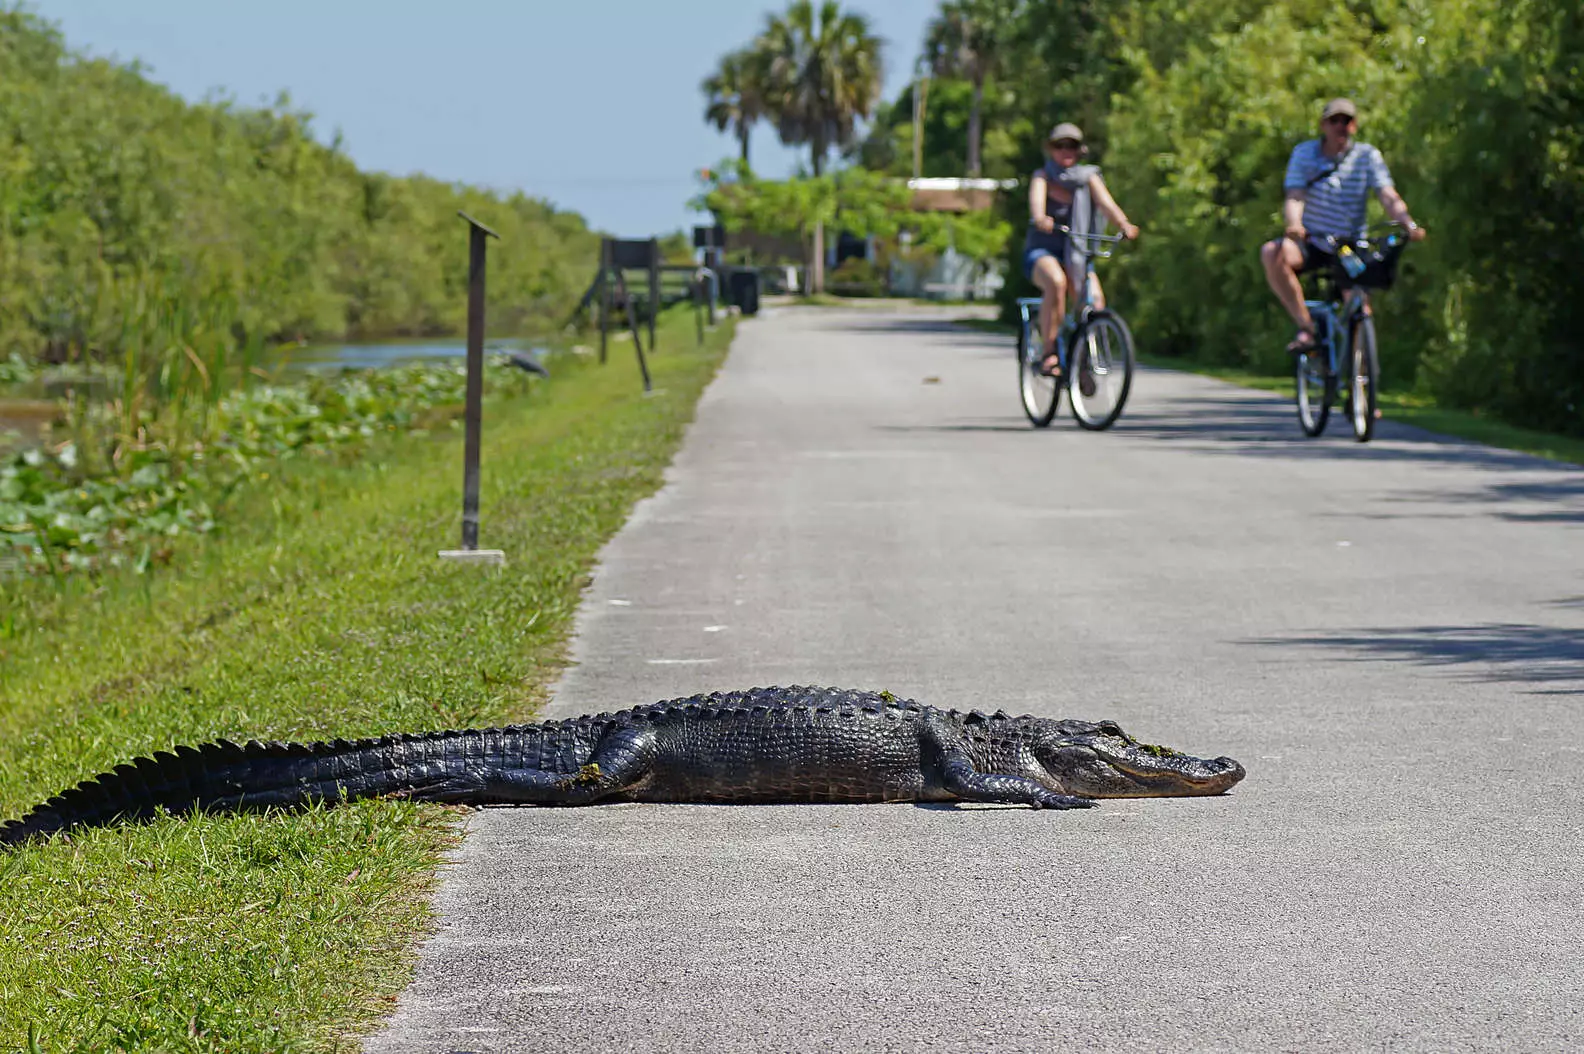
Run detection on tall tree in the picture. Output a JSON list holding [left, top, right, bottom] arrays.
[[921, 0, 1017, 177], [701, 48, 766, 166], [757, 0, 884, 177]]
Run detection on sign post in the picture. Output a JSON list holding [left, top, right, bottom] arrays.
[[439, 212, 506, 567]]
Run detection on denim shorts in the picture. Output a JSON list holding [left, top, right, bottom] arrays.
[[1022, 241, 1068, 281]]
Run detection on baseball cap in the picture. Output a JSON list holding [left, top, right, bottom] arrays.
[[1046, 122, 1084, 144], [1320, 98, 1358, 121]]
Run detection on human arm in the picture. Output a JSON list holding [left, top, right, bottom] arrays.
[[1029, 173, 1055, 233], [1369, 147, 1425, 241], [1089, 176, 1139, 239], [1283, 189, 1307, 242], [1378, 186, 1427, 241]]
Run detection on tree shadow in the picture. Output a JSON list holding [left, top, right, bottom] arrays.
[[1244, 623, 1584, 695]]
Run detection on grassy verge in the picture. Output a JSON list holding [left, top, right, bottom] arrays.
[[0, 312, 735, 1051], [950, 316, 1584, 466]]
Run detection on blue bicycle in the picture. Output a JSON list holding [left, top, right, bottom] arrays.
[[1016, 227, 1135, 430], [1294, 223, 1410, 442]]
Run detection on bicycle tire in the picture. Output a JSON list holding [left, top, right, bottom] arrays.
[[1347, 314, 1379, 442], [1295, 348, 1334, 437], [1068, 310, 1135, 431], [1018, 315, 1061, 428]]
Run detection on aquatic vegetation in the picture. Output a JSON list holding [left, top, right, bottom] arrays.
[[0, 359, 542, 577]]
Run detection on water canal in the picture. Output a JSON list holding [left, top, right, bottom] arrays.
[[0, 337, 556, 451]]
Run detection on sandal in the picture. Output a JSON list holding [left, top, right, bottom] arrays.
[[1039, 353, 1062, 378], [1286, 328, 1317, 354]]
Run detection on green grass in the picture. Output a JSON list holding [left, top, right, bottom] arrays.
[[949, 316, 1584, 466], [0, 312, 735, 1051]]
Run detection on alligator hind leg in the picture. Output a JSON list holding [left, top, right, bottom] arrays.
[[481, 726, 657, 806]]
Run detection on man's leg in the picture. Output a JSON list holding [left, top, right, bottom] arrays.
[[1261, 237, 1315, 346], [1032, 255, 1067, 373]]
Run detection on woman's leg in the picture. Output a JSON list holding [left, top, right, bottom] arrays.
[[1031, 255, 1068, 373]]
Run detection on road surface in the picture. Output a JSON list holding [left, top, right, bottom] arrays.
[[369, 305, 1583, 1053]]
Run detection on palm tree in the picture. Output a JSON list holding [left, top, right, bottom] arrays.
[[921, 0, 1016, 177], [757, 0, 884, 177], [702, 49, 765, 166]]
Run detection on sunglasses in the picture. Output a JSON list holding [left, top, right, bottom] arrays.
[[1049, 139, 1081, 150], [1325, 114, 1355, 126]]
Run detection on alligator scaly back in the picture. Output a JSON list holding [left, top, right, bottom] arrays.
[[1, 686, 1246, 847]]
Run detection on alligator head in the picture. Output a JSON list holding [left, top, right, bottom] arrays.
[[1030, 719, 1245, 798]]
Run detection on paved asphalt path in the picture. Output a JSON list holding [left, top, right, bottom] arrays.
[[369, 305, 1583, 1053]]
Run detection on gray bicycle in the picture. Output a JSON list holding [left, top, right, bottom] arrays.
[[1016, 226, 1135, 430], [1293, 223, 1409, 442]]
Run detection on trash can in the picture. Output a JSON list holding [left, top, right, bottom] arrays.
[[729, 268, 761, 316]]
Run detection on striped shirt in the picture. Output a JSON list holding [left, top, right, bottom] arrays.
[[1284, 139, 1393, 242]]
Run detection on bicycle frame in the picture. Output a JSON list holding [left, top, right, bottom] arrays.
[[1017, 224, 1123, 361], [1303, 287, 1370, 378]]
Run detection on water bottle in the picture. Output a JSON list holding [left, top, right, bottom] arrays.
[[1337, 243, 1367, 279]]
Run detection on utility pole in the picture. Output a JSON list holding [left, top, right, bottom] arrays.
[[912, 71, 930, 180]]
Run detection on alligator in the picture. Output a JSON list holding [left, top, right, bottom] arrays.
[[0, 686, 1245, 846]]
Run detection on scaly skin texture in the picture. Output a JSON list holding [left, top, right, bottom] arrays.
[[0, 686, 1245, 846]]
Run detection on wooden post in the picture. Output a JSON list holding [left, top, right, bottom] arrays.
[[647, 237, 659, 352], [598, 239, 611, 365], [439, 212, 505, 566], [614, 270, 652, 393], [812, 222, 825, 295], [692, 272, 705, 345]]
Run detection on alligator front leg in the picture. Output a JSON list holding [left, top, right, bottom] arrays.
[[937, 754, 1095, 809]]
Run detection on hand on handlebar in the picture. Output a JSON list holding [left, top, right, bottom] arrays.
[[1121, 222, 1140, 241], [1033, 215, 1056, 234], [1407, 223, 1428, 242], [1284, 224, 1308, 243]]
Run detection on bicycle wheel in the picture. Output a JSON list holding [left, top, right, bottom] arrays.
[[1347, 314, 1379, 442], [1068, 310, 1135, 431], [1295, 347, 1335, 437], [1019, 315, 1061, 428]]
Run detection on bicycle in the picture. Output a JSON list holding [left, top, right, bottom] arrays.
[[1291, 223, 1409, 442], [1016, 226, 1136, 430]]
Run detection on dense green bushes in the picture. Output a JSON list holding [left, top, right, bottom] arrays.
[[0, 9, 599, 364]]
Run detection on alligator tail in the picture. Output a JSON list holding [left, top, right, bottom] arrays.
[[0, 730, 494, 848]]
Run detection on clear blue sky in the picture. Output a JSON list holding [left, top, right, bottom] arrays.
[[31, 0, 935, 238]]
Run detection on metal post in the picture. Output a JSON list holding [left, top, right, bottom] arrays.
[[439, 211, 505, 567]]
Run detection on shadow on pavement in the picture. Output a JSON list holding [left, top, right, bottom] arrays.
[[1243, 623, 1584, 695], [877, 422, 1045, 434]]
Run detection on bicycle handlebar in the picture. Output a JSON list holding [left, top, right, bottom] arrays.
[[1055, 224, 1125, 244], [1309, 221, 1410, 252]]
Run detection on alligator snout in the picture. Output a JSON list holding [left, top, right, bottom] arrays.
[[1201, 756, 1246, 792]]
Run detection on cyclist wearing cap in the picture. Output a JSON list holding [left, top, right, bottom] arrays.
[[1025, 122, 1140, 379], [1260, 98, 1426, 354]]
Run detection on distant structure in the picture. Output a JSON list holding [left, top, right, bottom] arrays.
[[891, 177, 1018, 301]]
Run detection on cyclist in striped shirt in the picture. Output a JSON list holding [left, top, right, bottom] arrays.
[[1260, 98, 1426, 354]]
